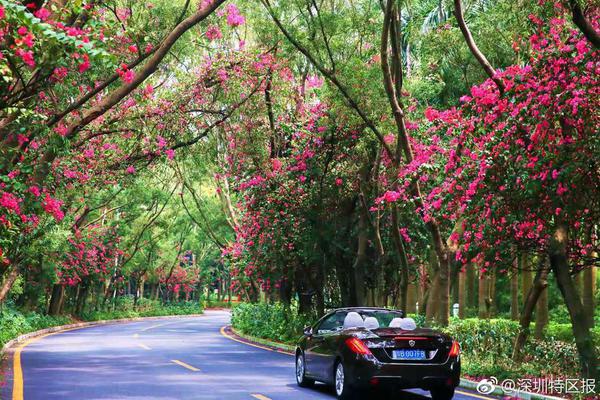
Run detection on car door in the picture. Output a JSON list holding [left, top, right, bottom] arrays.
[[305, 312, 346, 381]]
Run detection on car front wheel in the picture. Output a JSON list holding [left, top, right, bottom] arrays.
[[430, 386, 455, 400], [295, 353, 314, 388]]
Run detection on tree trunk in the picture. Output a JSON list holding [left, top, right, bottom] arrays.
[[406, 283, 417, 313], [437, 256, 450, 326], [75, 282, 89, 315], [583, 266, 596, 328], [391, 206, 409, 312], [458, 267, 466, 318], [0, 266, 19, 303], [574, 270, 583, 296], [466, 263, 476, 310], [426, 274, 440, 323], [451, 263, 460, 306], [510, 258, 520, 320], [487, 267, 496, 317], [453, 0, 505, 93], [567, 0, 600, 48], [512, 259, 549, 361], [48, 284, 64, 315], [534, 283, 548, 339], [549, 224, 598, 380], [478, 270, 488, 319], [521, 253, 532, 304], [352, 210, 368, 306]]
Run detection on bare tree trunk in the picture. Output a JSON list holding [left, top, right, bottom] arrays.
[[534, 284, 548, 339], [583, 266, 596, 327], [48, 284, 65, 315], [486, 267, 496, 317], [513, 259, 549, 361], [458, 267, 466, 318], [550, 224, 598, 380], [466, 263, 476, 310], [521, 253, 532, 305], [406, 283, 417, 313], [426, 274, 440, 323], [574, 269, 583, 296], [391, 205, 409, 312], [478, 270, 488, 319], [352, 210, 368, 306], [0, 266, 19, 303], [453, 0, 505, 94], [75, 282, 89, 316], [510, 261, 520, 320], [566, 0, 600, 48]]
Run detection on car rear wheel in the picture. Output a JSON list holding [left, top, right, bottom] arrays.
[[334, 361, 355, 400], [430, 386, 455, 400], [295, 353, 314, 387]]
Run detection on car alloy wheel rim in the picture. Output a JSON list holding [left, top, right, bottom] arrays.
[[335, 363, 344, 396], [296, 356, 304, 382]]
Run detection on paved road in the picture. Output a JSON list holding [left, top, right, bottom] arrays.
[[1, 310, 494, 400]]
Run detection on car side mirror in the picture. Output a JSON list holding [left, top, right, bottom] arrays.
[[303, 326, 313, 336]]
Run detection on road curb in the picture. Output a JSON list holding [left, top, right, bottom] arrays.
[[1, 313, 204, 355], [229, 326, 567, 400]]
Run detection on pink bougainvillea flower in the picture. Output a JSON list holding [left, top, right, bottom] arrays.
[[34, 7, 51, 21], [42, 194, 64, 222], [78, 54, 90, 73], [54, 124, 69, 137], [28, 186, 41, 197], [0, 192, 21, 213], [306, 75, 324, 89], [271, 158, 282, 171], [383, 191, 401, 203], [205, 25, 222, 41], [225, 4, 245, 27]]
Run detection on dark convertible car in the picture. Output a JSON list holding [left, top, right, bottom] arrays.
[[295, 307, 460, 400]]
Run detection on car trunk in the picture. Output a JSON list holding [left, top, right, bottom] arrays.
[[364, 328, 452, 364]]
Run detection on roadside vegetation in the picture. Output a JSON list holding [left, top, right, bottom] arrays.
[[0, 298, 202, 348], [0, 0, 598, 389], [232, 302, 600, 381]]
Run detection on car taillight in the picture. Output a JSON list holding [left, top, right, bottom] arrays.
[[345, 338, 372, 356], [449, 340, 460, 357]]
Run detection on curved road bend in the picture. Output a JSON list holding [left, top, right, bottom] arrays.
[[1, 310, 496, 400]]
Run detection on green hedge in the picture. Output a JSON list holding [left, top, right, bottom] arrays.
[[442, 318, 587, 379], [231, 302, 314, 344], [81, 298, 202, 321], [0, 307, 72, 348]]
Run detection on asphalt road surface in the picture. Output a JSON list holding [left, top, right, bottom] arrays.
[[1, 310, 496, 400]]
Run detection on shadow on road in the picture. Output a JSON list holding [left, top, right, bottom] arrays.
[[289, 383, 432, 399]]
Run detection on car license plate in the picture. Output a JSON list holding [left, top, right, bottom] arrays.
[[392, 349, 426, 360]]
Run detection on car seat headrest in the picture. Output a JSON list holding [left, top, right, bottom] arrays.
[[364, 317, 379, 330], [343, 312, 365, 329]]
